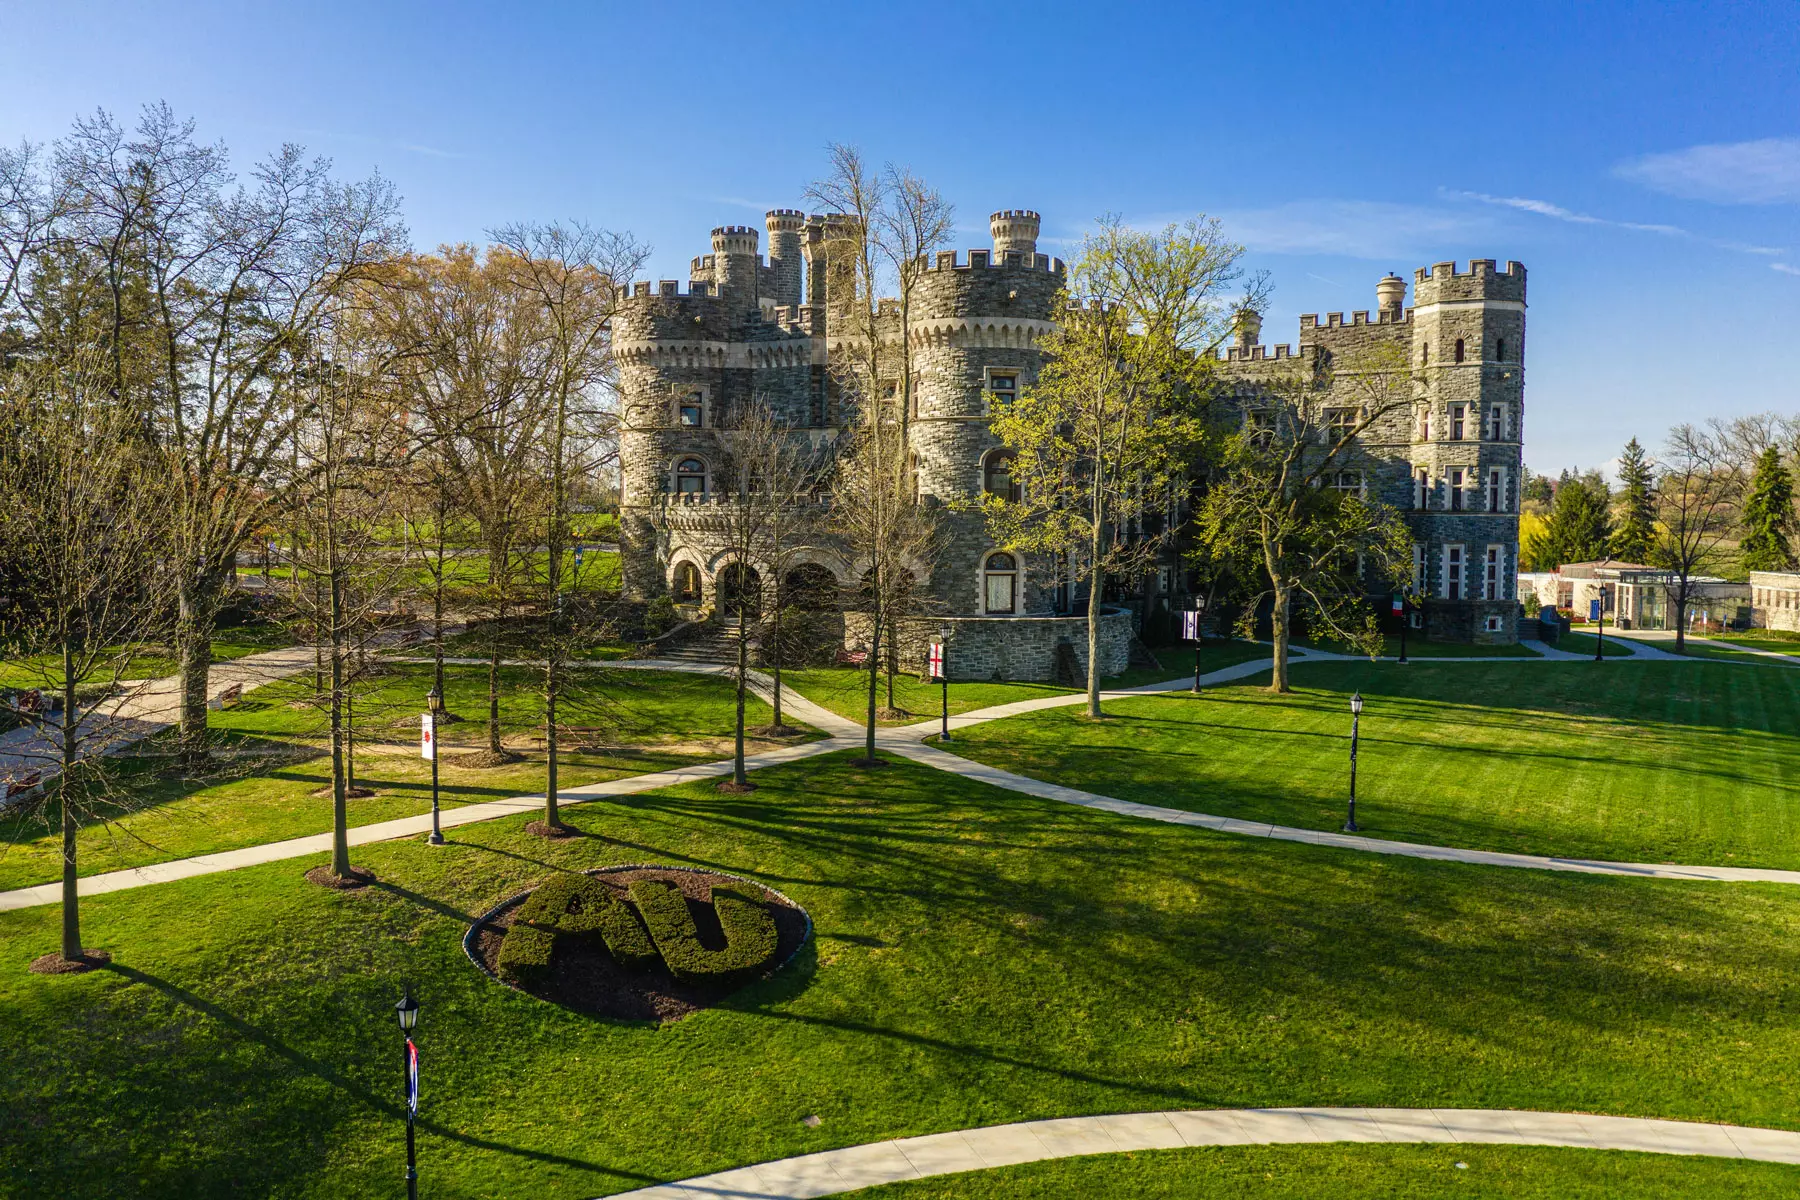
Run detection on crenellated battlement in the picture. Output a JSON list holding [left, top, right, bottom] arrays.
[[628, 279, 719, 302], [1413, 259, 1527, 305], [1222, 343, 1320, 363], [920, 249, 1066, 274], [765, 208, 805, 232], [1299, 308, 1413, 329]]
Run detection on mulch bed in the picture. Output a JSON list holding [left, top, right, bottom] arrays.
[[448, 748, 523, 769], [469, 866, 810, 1023], [304, 865, 376, 890], [524, 820, 580, 839], [29, 949, 112, 974]]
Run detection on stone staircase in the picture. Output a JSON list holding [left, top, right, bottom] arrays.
[[651, 619, 743, 667]]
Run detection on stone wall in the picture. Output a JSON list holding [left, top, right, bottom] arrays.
[[846, 609, 1133, 682]]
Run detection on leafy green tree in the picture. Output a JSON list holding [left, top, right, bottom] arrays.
[[1542, 475, 1612, 565], [1520, 467, 1554, 507], [988, 216, 1261, 716], [1610, 438, 1658, 563], [1738, 446, 1797, 572]]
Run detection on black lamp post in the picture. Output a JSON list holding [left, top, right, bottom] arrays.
[[1396, 591, 1411, 665], [1343, 691, 1364, 833], [937, 625, 952, 743], [395, 992, 420, 1200], [425, 688, 445, 846]]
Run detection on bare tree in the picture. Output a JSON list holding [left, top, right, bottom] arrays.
[[1655, 422, 1745, 653], [0, 348, 173, 968], [49, 105, 405, 760], [488, 222, 644, 833]]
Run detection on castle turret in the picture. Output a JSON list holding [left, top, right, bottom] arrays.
[[1376, 273, 1406, 319], [1234, 307, 1262, 353], [764, 209, 804, 307], [990, 210, 1041, 262], [711, 225, 760, 314]]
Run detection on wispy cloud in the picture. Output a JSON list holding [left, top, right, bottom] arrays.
[[1775, 263, 1800, 276], [1616, 138, 1800, 204], [1445, 188, 1786, 258], [701, 195, 771, 213], [398, 142, 461, 160], [1210, 199, 1495, 261]]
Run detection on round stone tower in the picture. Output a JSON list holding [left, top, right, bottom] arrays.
[[710, 226, 760, 315], [906, 236, 1065, 616]]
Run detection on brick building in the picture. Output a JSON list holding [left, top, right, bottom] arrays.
[[616, 205, 1528, 680]]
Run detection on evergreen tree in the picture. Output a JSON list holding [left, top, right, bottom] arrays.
[[1610, 437, 1658, 562], [1542, 475, 1613, 566], [1520, 467, 1554, 507], [1739, 446, 1798, 571]]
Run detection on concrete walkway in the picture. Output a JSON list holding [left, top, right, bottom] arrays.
[[600, 1107, 1800, 1199], [7, 637, 1797, 914]]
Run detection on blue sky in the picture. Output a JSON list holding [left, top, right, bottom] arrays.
[[5, 0, 1796, 475]]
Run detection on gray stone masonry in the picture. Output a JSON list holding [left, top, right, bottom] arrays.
[[846, 610, 1133, 683], [617, 200, 1528, 668]]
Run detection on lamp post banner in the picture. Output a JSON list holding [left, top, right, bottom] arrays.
[[405, 1038, 419, 1116], [1181, 610, 1199, 642], [420, 714, 436, 761], [927, 642, 944, 680]]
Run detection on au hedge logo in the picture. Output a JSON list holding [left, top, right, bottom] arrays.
[[497, 872, 780, 985]]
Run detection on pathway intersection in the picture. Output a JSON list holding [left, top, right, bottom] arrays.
[[2, 638, 1794, 911]]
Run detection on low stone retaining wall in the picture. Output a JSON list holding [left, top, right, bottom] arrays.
[[845, 608, 1133, 682]]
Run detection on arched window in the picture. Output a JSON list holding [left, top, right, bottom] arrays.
[[674, 458, 707, 497], [983, 552, 1018, 614], [983, 450, 1021, 502], [672, 562, 701, 603], [1454, 338, 1466, 363], [1495, 337, 1506, 362], [718, 562, 762, 618]]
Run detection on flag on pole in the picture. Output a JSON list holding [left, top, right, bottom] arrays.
[[927, 642, 945, 680], [1391, 593, 1404, 615], [420, 713, 436, 761], [405, 1037, 419, 1116]]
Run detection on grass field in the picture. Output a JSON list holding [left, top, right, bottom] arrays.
[[939, 659, 1800, 869], [1556, 631, 1637, 658], [837, 1143, 1800, 1197], [0, 664, 811, 891], [3, 752, 1799, 1197], [0, 619, 296, 689], [1298, 635, 1542, 659], [781, 641, 1273, 726]]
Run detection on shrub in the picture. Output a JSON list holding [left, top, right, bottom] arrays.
[[628, 880, 779, 983], [496, 873, 661, 982], [643, 596, 678, 639]]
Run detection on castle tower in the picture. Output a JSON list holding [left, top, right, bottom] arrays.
[[710, 225, 760, 314], [989, 210, 1041, 262], [1234, 307, 1262, 353], [1408, 259, 1527, 641], [764, 209, 804, 307]]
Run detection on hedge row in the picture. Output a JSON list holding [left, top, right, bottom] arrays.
[[495, 873, 660, 983], [627, 880, 779, 983]]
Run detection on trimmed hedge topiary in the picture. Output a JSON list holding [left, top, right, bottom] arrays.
[[628, 880, 779, 983], [496, 873, 660, 983]]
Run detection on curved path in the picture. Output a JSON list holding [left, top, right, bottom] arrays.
[[600, 1108, 1800, 1199], [7, 646, 1800, 913]]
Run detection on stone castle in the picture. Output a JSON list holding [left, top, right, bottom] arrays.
[[616, 207, 1526, 680]]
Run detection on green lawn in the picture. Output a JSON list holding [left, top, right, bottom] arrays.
[[1556, 631, 1637, 658], [939, 659, 1800, 869], [843, 1144, 1800, 1198], [1298, 635, 1542, 659], [3, 752, 1800, 1197], [0, 619, 296, 689], [782, 641, 1273, 726], [0, 665, 813, 891]]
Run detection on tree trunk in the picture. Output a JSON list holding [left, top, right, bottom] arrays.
[[1086, 525, 1105, 720], [1269, 584, 1292, 693], [1673, 579, 1690, 653], [176, 578, 211, 762], [487, 639, 503, 755], [771, 607, 785, 730], [734, 628, 749, 786], [329, 639, 351, 879], [864, 588, 881, 765], [59, 640, 81, 962], [544, 658, 561, 827]]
